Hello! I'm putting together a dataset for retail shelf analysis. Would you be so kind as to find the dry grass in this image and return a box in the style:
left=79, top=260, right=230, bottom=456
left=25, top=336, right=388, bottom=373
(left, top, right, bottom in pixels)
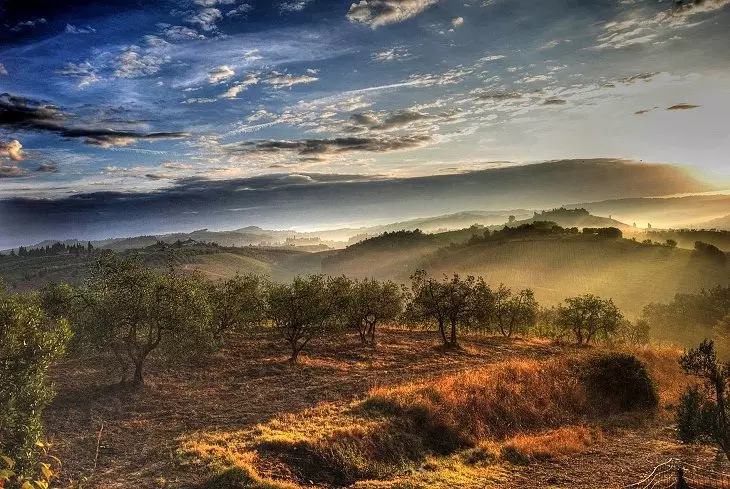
left=500, top=426, right=604, bottom=463
left=43, top=326, right=695, bottom=488
left=182, top=348, right=683, bottom=487
left=46, top=329, right=562, bottom=488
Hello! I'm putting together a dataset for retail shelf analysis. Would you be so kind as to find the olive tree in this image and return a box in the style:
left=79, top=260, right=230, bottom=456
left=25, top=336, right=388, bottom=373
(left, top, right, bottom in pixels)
left=0, top=286, right=72, bottom=473
left=556, top=294, right=624, bottom=345
left=404, top=270, right=475, bottom=348
left=342, top=278, right=403, bottom=346
left=266, top=275, right=345, bottom=362
left=492, top=286, right=538, bottom=338
left=81, top=254, right=215, bottom=385
left=208, top=274, right=267, bottom=341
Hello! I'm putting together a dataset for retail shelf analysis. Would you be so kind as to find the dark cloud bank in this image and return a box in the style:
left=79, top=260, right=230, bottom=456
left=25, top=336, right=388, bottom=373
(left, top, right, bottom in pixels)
left=0, top=159, right=712, bottom=248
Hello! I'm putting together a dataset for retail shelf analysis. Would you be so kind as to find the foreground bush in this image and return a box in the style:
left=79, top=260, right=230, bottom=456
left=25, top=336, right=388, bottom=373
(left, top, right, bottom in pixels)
left=677, top=339, right=730, bottom=461
left=363, top=352, right=657, bottom=450
left=581, top=352, right=658, bottom=411
left=0, top=286, right=71, bottom=474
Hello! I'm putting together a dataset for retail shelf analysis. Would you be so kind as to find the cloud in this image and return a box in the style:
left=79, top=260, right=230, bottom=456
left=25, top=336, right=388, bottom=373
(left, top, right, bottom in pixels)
left=186, top=8, right=223, bottom=31
left=162, top=25, right=206, bottom=41
left=474, top=91, right=522, bottom=102
left=182, top=97, right=218, bottom=104
left=0, top=64, right=7, bottom=76
left=64, top=24, right=96, bottom=34
left=347, top=0, right=439, bottom=28
left=37, top=163, right=58, bottom=173
left=279, top=0, right=313, bottom=12
left=10, top=18, right=47, bottom=32
left=194, top=0, right=236, bottom=5
left=372, top=47, right=410, bottom=61
left=0, top=139, right=27, bottom=178
left=55, top=61, right=101, bottom=88
left=618, top=72, right=660, bottom=84
left=0, top=140, right=25, bottom=161
left=667, top=103, right=700, bottom=110
left=350, top=110, right=434, bottom=132
left=208, top=65, right=236, bottom=83
left=594, top=1, right=730, bottom=50
left=0, top=166, right=26, bottom=178
left=479, top=55, right=506, bottom=62
left=351, top=113, right=380, bottom=126
left=231, top=135, right=432, bottom=157
left=114, top=47, right=170, bottom=78
left=220, top=73, right=260, bottom=99
left=0, top=93, right=189, bottom=147
left=266, top=71, right=319, bottom=88
left=226, top=3, right=254, bottom=17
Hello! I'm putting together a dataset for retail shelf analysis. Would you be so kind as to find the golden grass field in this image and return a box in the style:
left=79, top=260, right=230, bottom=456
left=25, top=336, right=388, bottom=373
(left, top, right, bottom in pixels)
left=43, top=328, right=729, bottom=489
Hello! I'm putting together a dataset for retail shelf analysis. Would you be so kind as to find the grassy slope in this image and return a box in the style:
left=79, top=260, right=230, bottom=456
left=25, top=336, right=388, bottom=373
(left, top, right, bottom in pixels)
left=0, top=245, right=310, bottom=290
left=46, top=328, right=716, bottom=489
left=180, top=342, right=689, bottom=489
left=322, top=235, right=729, bottom=316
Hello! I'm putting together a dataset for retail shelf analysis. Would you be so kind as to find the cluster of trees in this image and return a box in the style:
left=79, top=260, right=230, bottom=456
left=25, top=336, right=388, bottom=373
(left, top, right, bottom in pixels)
left=404, top=271, right=538, bottom=347
left=1, top=242, right=94, bottom=259
left=467, top=222, right=626, bottom=245
left=642, top=285, right=730, bottom=348
left=693, top=241, right=727, bottom=264
left=582, top=227, right=623, bottom=239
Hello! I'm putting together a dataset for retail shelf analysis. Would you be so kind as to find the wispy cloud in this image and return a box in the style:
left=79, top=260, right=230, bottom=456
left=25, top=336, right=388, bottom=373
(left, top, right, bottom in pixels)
left=347, top=0, right=439, bottom=28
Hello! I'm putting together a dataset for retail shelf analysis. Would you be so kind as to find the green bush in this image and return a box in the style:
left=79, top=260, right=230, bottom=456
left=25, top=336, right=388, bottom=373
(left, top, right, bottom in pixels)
left=581, top=353, right=659, bottom=412
left=676, top=385, right=717, bottom=443
left=0, top=290, right=71, bottom=474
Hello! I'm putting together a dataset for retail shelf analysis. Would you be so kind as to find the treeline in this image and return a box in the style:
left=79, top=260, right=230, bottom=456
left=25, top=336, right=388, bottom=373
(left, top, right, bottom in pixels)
left=642, top=285, right=730, bottom=347
left=0, top=241, right=95, bottom=258
left=467, top=221, right=623, bottom=244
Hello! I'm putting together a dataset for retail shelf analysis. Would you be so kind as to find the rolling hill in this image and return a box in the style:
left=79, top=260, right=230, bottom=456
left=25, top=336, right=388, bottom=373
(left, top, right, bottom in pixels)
left=321, top=230, right=729, bottom=316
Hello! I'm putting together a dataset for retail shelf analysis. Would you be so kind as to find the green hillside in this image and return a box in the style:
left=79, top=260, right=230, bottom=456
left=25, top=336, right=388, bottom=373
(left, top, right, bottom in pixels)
left=0, top=244, right=309, bottom=290
left=322, top=231, right=729, bottom=316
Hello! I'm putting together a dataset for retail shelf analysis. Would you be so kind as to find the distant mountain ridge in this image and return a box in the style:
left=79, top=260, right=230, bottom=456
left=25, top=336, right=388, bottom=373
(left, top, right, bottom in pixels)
left=0, top=158, right=716, bottom=249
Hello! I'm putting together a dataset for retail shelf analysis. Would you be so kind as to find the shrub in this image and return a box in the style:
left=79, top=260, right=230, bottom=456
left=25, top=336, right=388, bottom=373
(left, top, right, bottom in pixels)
left=581, top=353, right=659, bottom=411
left=676, top=385, right=717, bottom=443
left=0, top=291, right=71, bottom=473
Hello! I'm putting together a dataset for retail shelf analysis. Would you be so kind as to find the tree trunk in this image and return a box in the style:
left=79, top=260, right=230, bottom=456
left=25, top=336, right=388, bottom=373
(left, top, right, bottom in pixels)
left=133, top=361, right=144, bottom=385
left=290, top=342, right=300, bottom=362
left=450, top=321, right=458, bottom=347
left=438, top=319, right=448, bottom=346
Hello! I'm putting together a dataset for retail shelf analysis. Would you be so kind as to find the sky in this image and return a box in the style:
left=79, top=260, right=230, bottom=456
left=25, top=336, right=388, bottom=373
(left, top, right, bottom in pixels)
left=0, top=0, right=729, bottom=245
